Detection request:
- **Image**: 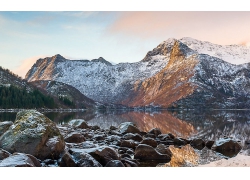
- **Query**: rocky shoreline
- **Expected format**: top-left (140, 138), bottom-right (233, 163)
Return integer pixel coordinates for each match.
top-left (0, 110), bottom-right (243, 167)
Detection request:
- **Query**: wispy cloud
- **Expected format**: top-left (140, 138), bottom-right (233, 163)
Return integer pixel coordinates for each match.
top-left (108, 12), bottom-right (250, 45)
top-left (13, 55), bottom-right (47, 78)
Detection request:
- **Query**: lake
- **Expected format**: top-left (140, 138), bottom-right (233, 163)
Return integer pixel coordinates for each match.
top-left (1, 109), bottom-right (250, 166)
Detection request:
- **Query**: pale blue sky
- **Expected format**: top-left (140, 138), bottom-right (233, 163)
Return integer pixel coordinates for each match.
top-left (1, 11), bottom-right (250, 77)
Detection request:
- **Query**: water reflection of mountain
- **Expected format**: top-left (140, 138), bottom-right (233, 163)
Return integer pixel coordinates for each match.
top-left (87, 111), bottom-right (196, 138)
top-left (171, 110), bottom-right (250, 143)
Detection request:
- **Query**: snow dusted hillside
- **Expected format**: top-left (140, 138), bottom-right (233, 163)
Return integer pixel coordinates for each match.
top-left (180, 37), bottom-right (250, 65)
top-left (26, 54), bottom-right (169, 103)
top-left (26, 37), bottom-right (250, 108)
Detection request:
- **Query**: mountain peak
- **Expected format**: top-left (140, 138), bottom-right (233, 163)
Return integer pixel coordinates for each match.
top-left (91, 57), bottom-right (112, 66)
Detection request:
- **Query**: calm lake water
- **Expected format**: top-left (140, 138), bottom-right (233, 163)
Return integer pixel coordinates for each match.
top-left (1, 109), bottom-right (250, 166)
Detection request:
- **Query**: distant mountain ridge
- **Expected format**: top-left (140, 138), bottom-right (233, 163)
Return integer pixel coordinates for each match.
top-left (25, 37), bottom-right (250, 109)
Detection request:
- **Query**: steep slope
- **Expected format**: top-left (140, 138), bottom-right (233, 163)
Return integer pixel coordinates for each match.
top-left (26, 54), bottom-right (169, 103)
top-left (25, 38), bottom-right (250, 109)
top-left (30, 80), bottom-right (97, 109)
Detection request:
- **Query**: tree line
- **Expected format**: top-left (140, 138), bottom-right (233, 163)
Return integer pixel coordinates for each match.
top-left (0, 85), bottom-right (56, 109)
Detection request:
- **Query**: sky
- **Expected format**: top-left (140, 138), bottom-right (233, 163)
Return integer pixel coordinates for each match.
top-left (1, 10), bottom-right (250, 77)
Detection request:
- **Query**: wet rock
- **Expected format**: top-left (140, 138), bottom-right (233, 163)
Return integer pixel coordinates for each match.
top-left (120, 140), bottom-right (138, 149)
top-left (174, 138), bottom-right (187, 146)
top-left (155, 144), bottom-right (172, 158)
top-left (91, 125), bottom-right (100, 131)
top-left (118, 122), bottom-right (140, 134)
top-left (64, 132), bottom-right (86, 143)
top-left (134, 144), bottom-right (171, 161)
top-left (105, 160), bottom-right (125, 167)
top-left (0, 148), bottom-right (11, 160)
top-left (109, 126), bottom-right (117, 130)
top-left (140, 131), bottom-right (147, 136)
top-left (109, 130), bottom-right (122, 136)
top-left (190, 138), bottom-right (205, 150)
top-left (60, 151), bottom-right (77, 167)
top-left (212, 138), bottom-right (242, 151)
top-left (158, 134), bottom-right (172, 141)
top-left (81, 141), bottom-right (98, 149)
top-left (0, 110), bottom-right (65, 160)
top-left (123, 133), bottom-right (143, 142)
top-left (160, 140), bottom-right (174, 146)
top-left (140, 138), bottom-right (158, 148)
top-left (72, 146), bottom-right (120, 166)
top-left (148, 128), bottom-right (162, 136)
top-left (0, 153), bottom-right (41, 167)
top-left (69, 149), bottom-right (102, 167)
top-left (68, 119), bottom-right (89, 129)
top-left (94, 134), bottom-right (106, 141)
top-left (121, 153), bottom-right (131, 159)
top-left (121, 158), bottom-right (139, 167)
top-left (0, 121), bottom-right (13, 136)
top-left (106, 135), bottom-right (121, 142)
top-left (126, 149), bottom-right (134, 155)
top-left (118, 150), bottom-right (125, 154)
top-left (205, 140), bottom-right (215, 149)
top-left (144, 133), bottom-right (156, 139)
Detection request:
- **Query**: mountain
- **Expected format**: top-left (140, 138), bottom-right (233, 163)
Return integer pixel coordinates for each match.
top-left (25, 38), bottom-right (250, 109)
top-left (30, 80), bottom-right (97, 109)
top-left (0, 66), bottom-right (97, 109)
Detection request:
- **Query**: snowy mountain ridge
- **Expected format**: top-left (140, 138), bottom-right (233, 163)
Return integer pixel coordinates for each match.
top-left (26, 37), bottom-right (250, 108)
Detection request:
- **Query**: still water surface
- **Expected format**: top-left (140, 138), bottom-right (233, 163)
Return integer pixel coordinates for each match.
top-left (1, 109), bottom-right (250, 166)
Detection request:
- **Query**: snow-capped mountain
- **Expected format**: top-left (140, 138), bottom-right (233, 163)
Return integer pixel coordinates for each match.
top-left (25, 37), bottom-right (250, 109)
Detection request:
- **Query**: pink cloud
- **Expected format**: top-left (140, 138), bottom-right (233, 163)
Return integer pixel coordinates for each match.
top-left (13, 55), bottom-right (47, 78)
top-left (108, 12), bottom-right (250, 45)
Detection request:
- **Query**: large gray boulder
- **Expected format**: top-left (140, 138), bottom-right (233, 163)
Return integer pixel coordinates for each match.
top-left (68, 119), bottom-right (89, 129)
top-left (0, 153), bottom-right (41, 167)
top-left (118, 122), bottom-right (141, 134)
top-left (0, 121), bottom-right (13, 136)
top-left (0, 110), bottom-right (65, 160)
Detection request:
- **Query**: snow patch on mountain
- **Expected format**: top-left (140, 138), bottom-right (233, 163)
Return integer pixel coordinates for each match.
top-left (180, 37), bottom-right (250, 65)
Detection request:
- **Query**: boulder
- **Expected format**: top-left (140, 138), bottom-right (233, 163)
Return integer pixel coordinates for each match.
top-left (105, 160), bottom-right (125, 167)
top-left (64, 132), bottom-right (86, 143)
top-left (123, 133), bottom-right (143, 142)
top-left (121, 158), bottom-right (139, 167)
top-left (118, 122), bottom-right (140, 134)
top-left (110, 125), bottom-right (117, 130)
top-left (190, 138), bottom-right (205, 150)
top-left (70, 146), bottom-right (120, 166)
top-left (158, 134), bottom-right (172, 141)
top-left (91, 125), bottom-right (100, 130)
top-left (68, 119), bottom-right (89, 129)
top-left (69, 149), bottom-right (102, 167)
top-left (0, 121), bottom-right (13, 137)
top-left (0, 110), bottom-right (65, 160)
top-left (212, 138), bottom-right (242, 151)
top-left (120, 140), bottom-right (138, 149)
top-left (60, 151), bottom-right (77, 167)
top-left (140, 138), bottom-right (158, 148)
top-left (155, 144), bottom-right (172, 158)
top-left (173, 138), bottom-right (187, 146)
top-left (0, 153), bottom-right (41, 167)
top-left (205, 140), bottom-right (215, 149)
top-left (0, 148), bottom-right (11, 160)
top-left (134, 144), bottom-right (171, 161)
top-left (144, 133), bottom-right (156, 139)
top-left (148, 128), bottom-right (162, 136)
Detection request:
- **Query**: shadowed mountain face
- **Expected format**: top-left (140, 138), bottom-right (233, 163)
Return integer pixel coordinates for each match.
top-left (30, 80), bottom-right (97, 109)
top-left (25, 38), bottom-right (250, 109)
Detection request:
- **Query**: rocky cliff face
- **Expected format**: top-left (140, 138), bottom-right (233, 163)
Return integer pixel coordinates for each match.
top-left (25, 38), bottom-right (250, 109)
